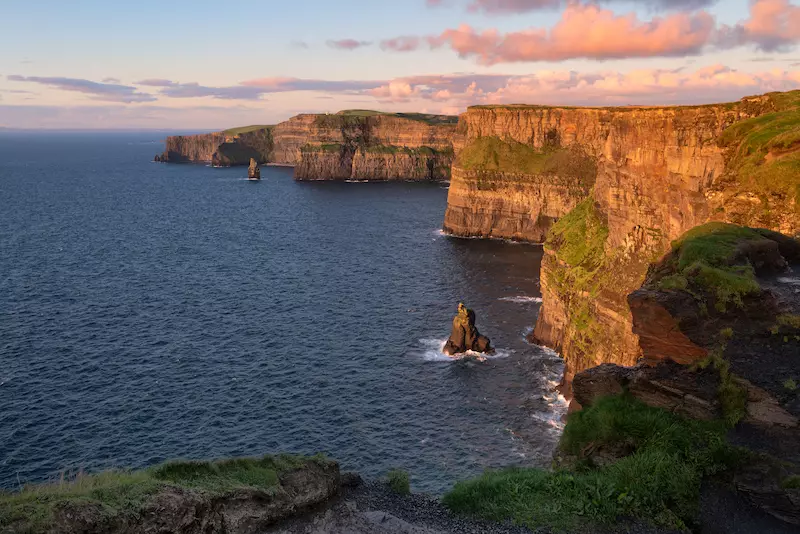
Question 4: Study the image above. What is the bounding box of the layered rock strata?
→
[155,112,457,181]
[444,92,799,382]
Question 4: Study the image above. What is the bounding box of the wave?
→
[499,296,543,304]
[777,276,800,286]
[414,338,512,362]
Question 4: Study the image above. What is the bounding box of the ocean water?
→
[0,132,565,494]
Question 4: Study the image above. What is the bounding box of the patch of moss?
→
[0,455,329,533]
[694,347,748,427]
[546,198,609,267]
[444,395,736,531]
[781,475,800,490]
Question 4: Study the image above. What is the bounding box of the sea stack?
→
[443,303,493,356]
[248,158,261,180]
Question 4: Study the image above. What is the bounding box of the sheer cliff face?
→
[157,113,457,180]
[161,133,227,163]
[292,115,456,181]
[450,92,799,385]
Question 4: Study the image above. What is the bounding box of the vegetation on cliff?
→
[444,395,736,531]
[0,455,332,533]
[221,125,273,136]
[717,90,800,223]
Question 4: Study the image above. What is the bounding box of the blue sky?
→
[1,0,798,129]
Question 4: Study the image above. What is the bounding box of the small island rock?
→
[248,158,261,180]
[443,303,493,356]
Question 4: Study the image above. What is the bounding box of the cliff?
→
[155,111,457,181]
[443,137,596,241]
[292,112,456,181]
[444,91,799,385]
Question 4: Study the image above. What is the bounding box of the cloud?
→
[717,0,800,52]
[326,39,371,50]
[381,36,422,52]
[428,4,716,64]
[102,77,120,83]
[397,0,800,63]
[458,0,717,14]
[363,66,800,108]
[6,75,155,103]
[291,40,310,49]
[240,77,383,93]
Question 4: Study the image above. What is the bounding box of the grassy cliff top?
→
[335,110,458,125]
[718,91,800,214]
[0,455,331,532]
[467,90,800,113]
[222,124,274,136]
[651,222,797,311]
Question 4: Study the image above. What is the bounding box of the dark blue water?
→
[0,132,565,494]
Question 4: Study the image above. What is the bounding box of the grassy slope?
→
[222,125,273,136]
[717,90,800,216]
[654,223,768,311]
[458,137,563,175]
[0,455,328,533]
[336,110,458,125]
[444,396,736,532]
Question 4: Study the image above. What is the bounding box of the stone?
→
[248,158,261,180]
[442,303,493,356]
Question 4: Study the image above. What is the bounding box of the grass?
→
[782,476,800,489]
[458,136,564,175]
[444,395,736,531]
[386,469,411,495]
[0,455,328,533]
[693,346,748,427]
[222,125,273,136]
[784,378,798,392]
[718,90,800,217]
[658,223,767,312]
[301,143,344,153]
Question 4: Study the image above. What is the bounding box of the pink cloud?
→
[380,36,422,52]
[364,66,800,107]
[326,39,372,50]
[429,4,716,64]
[719,0,800,52]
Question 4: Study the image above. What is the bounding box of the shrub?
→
[386,469,411,495]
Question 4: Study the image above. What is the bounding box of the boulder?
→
[443,303,493,356]
[248,158,261,180]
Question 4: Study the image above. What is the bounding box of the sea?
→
[0,131,566,494]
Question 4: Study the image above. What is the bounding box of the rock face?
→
[293,114,456,181]
[248,158,261,180]
[442,303,493,356]
[458,92,800,383]
[154,112,457,181]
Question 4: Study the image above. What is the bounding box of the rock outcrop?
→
[154,111,457,181]
[248,158,261,180]
[442,303,493,356]
[566,223,800,526]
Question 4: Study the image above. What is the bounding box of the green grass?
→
[784,378,798,392]
[0,455,328,533]
[364,145,437,156]
[222,125,273,136]
[457,136,562,175]
[659,223,768,311]
[444,395,736,531]
[718,90,800,216]
[546,198,609,268]
[301,143,344,153]
[386,469,411,495]
[782,475,800,489]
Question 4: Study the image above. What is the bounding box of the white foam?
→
[415,338,511,362]
[432,229,448,238]
[778,277,800,286]
[499,296,543,304]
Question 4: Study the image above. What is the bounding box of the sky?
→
[1,0,799,129]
